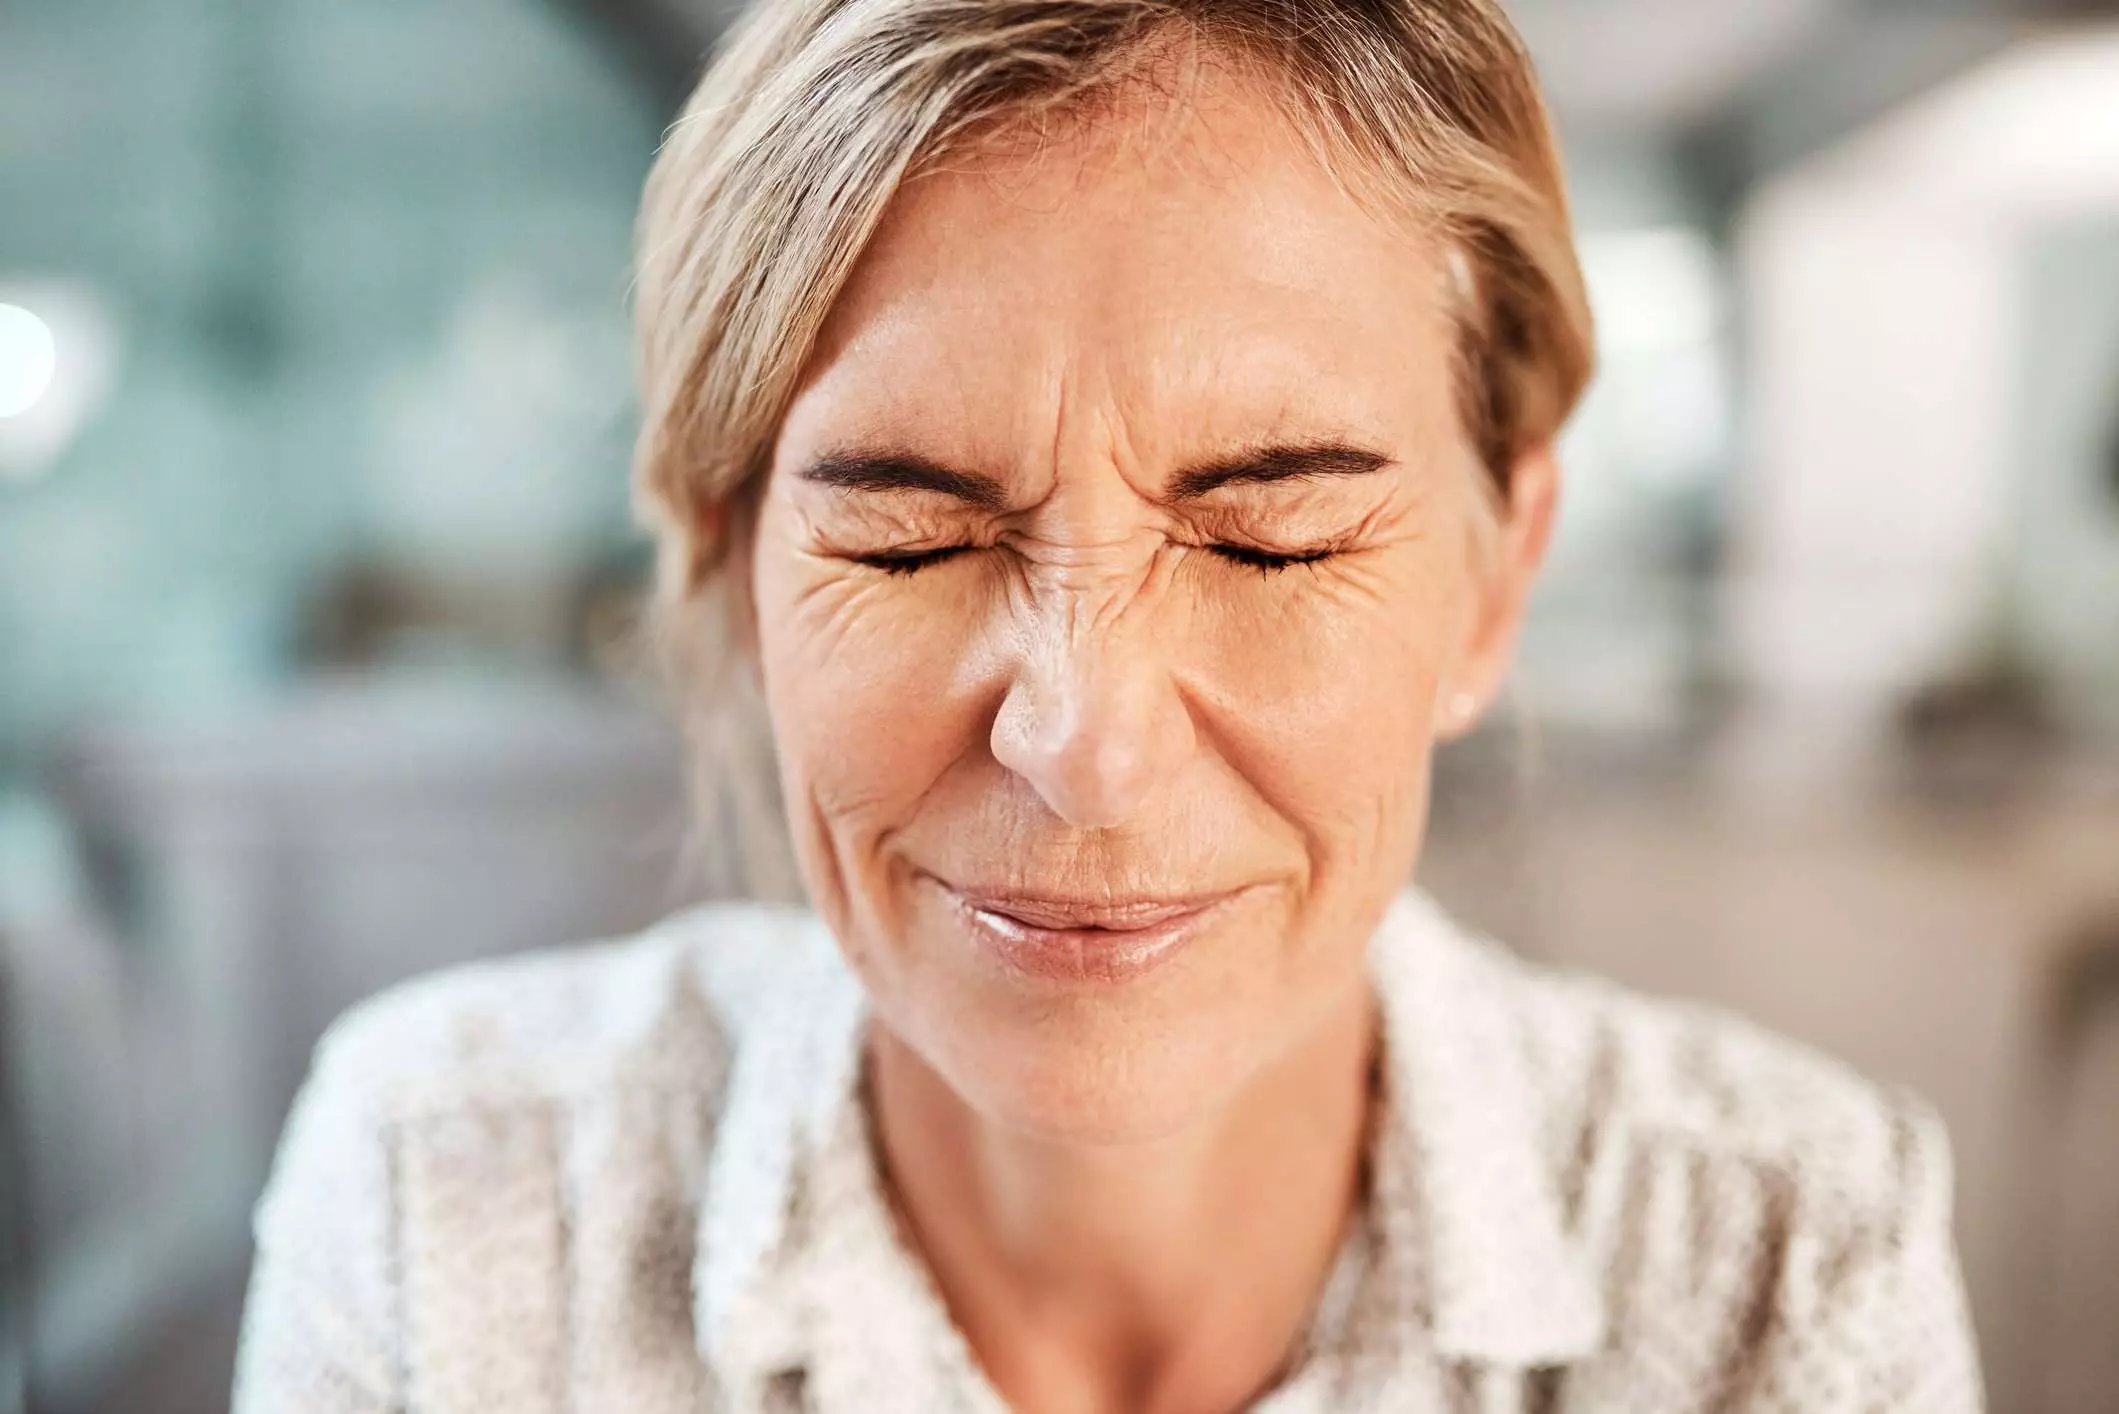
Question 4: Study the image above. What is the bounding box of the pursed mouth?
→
[938,887,1239,933]
[923,876,1253,985]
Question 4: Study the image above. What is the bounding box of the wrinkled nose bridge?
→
[990,571,1195,830]
[1017,573,1157,743]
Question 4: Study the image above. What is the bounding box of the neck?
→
[866,980,1380,1414]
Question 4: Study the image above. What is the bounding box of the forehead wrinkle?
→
[1072,357,1174,512]
[790,51,1472,535]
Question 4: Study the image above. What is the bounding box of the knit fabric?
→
[233,888,1984,1412]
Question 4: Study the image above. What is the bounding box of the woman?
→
[234,2,1984,1410]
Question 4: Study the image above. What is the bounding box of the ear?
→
[1435,443,1560,741]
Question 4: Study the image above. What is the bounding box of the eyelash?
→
[1208,544,1337,576]
[851,547,974,576]
[851,545,1336,577]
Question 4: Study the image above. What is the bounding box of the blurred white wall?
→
[1730,28,2119,788]
[2014,221,2119,738]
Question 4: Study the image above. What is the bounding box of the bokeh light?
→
[0,301,58,419]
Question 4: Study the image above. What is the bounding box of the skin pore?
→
[744,46,1558,1414]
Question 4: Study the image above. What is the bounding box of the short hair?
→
[631,0,1595,603]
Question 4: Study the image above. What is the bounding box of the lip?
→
[933,881,1244,985]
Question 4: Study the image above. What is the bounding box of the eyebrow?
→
[1164,442,1396,499]
[798,453,1009,510]
[795,440,1394,507]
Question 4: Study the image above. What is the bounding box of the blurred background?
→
[2,0,2116,1409]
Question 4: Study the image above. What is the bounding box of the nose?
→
[989,602,1197,831]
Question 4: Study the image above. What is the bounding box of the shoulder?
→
[237,902,842,1406]
[1384,893,1977,1403]
[291,898,846,1135]
[1400,891,1954,1243]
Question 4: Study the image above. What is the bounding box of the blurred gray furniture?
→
[20,673,709,1411]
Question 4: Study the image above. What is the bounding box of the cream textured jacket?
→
[232,888,1984,1413]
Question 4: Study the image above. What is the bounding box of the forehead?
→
[785,60,1463,466]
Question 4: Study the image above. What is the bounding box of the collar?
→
[689,888,1607,1399]
[1365,888,1608,1366]
[688,915,870,1395]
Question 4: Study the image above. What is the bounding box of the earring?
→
[1445,691,1478,726]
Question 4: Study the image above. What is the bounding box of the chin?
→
[861,880,1319,1147]
[932,1003,1268,1147]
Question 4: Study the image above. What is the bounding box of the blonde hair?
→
[627,0,1595,897]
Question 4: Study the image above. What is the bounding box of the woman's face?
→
[750,63,1554,1143]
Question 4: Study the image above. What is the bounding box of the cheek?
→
[752,530,997,831]
[1189,548,1463,850]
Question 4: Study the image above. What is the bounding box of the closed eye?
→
[851,543,1336,576]
[850,545,974,576]
[1209,544,1337,575]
